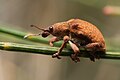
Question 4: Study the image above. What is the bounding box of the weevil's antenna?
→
[30,25,45,31]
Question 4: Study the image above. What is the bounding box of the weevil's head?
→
[47,22,69,38]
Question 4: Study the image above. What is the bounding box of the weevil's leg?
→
[49,37,59,47]
[24,33,41,39]
[52,36,69,59]
[68,41,80,62]
[84,43,105,62]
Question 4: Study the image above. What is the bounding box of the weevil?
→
[24,19,106,62]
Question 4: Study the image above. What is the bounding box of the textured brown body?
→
[52,19,105,50]
[25,19,106,62]
[67,19,106,48]
[50,19,106,62]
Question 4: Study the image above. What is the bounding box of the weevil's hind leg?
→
[68,41,80,63]
[88,51,101,62]
[24,33,41,39]
[88,51,96,62]
[84,43,104,62]
[49,37,59,47]
[52,36,69,59]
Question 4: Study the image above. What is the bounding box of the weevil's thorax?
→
[51,22,70,39]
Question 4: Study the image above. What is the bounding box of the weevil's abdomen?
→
[67,19,106,49]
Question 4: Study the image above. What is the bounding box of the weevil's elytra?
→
[24,19,106,62]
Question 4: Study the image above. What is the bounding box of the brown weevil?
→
[24,19,106,62]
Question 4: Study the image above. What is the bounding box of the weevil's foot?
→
[24,35,29,39]
[24,34,32,39]
[94,54,100,59]
[89,55,95,62]
[70,54,80,63]
[52,53,61,59]
[89,53,101,62]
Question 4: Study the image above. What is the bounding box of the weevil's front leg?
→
[52,36,69,59]
[68,41,80,62]
[24,33,41,39]
[84,43,105,62]
[49,37,59,47]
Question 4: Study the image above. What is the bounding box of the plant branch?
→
[0,42,120,59]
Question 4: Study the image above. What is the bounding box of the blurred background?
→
[0,0,120,80]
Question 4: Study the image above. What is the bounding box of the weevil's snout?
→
[30,25,53,38]
[41,31,50,37]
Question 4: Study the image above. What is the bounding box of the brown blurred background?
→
[0,0,120,80]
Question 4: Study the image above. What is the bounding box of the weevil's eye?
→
[49,26,53,32]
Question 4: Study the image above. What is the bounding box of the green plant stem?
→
[0,42,120,59]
